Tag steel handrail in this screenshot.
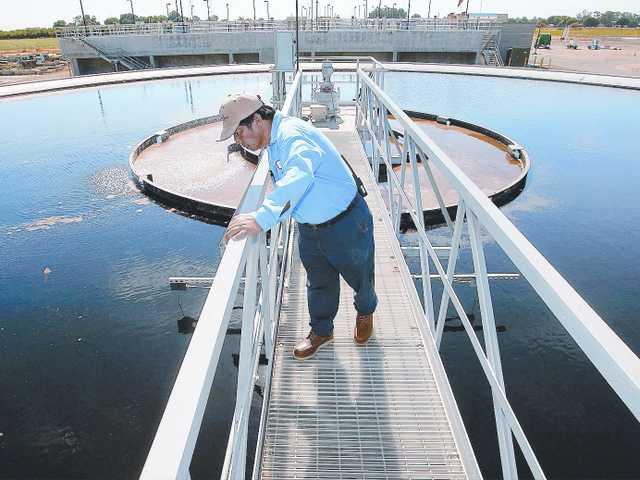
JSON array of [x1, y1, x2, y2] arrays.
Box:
[[356, 66, 640, 478], [358, 70, 640, 421], [55, 19, 500, 37], [140, 70, 303, 480]]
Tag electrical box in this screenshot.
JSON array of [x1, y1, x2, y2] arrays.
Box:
[[274, 31, 295, 72]]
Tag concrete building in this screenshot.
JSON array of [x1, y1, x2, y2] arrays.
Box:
[[57, 20, 536, 75]]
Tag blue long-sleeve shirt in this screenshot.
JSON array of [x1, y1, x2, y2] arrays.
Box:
[[251, 111, 357, 231]]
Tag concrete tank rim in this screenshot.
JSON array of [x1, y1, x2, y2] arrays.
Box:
[[2, 62, 640, 100]]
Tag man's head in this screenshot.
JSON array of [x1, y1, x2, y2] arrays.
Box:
[[218, 94, 275, 151]]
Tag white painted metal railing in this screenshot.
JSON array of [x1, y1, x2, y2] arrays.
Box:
[[56, 19, 500, 37], [356, 62, 640, 479], [140, 69, 303, 480]]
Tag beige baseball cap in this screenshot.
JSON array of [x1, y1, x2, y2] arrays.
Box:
[[217, 94, 265, 141]]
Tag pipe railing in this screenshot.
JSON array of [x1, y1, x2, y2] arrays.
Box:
[[140, 69, 303, 480], [356, 62, 640, 479], [56, 19, 500, 37]]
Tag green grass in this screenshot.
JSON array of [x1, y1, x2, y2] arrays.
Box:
[[0, 38, 59, 52], [541, 27, 640, 38]]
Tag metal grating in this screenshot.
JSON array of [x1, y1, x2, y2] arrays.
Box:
[[259, 126, 474, 479]]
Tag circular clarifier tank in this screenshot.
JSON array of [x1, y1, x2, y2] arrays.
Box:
[[129, 114, 262, 224], [383, 111, 530, 227], [130, 108, 529, 227]]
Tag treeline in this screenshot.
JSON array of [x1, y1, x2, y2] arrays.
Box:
[[0, 28, 56, 39], [508, 10, 640, 27], [51, 11, 218, 28]]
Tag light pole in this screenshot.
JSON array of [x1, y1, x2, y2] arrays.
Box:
[[124, 0, 136, 24], [78, 0, 87, 28], [407, 0, 411, 19], [253, 0, 256, 20], [392, 2, 396, 18], [264, 0, 270, 20], [166, 2, 171, 17], [190, 3, 195, 21], [427, 0, 431, 18], [203, 0, 210, 20], [226, 2, 229, 21]]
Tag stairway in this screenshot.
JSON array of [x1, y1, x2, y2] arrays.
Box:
[[77, 36, 151, 71], [481, 31, 504, 67]]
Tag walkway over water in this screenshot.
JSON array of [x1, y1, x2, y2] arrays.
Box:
[[259, 125, 479, 479], [140, 65, 640, 480]]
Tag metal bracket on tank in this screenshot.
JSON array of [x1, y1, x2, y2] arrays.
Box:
[[508, 144, 524, 160], [155, 130, 170, 144]]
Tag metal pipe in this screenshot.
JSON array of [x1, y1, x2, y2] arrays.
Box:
[[78, 0, 87, 29]]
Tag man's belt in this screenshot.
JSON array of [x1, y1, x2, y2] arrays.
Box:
[[303, 194, 359, 230]]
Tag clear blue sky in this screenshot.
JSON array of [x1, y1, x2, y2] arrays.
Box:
[[1, 0, 638, 30]]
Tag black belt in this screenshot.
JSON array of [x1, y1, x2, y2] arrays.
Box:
[[303, 194, 359, 230]]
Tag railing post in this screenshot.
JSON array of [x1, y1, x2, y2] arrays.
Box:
[[408, 137, 435, 330], [467, 210, 518, 480], [435, 200, 466, 348], [229, 235, 260, 479]]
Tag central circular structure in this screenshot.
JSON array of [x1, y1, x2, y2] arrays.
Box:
[[129, 108, 530, 227]]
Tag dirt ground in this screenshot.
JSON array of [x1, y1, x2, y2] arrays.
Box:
[[529, 36, 640, 77], [0, 67, 72, 86]]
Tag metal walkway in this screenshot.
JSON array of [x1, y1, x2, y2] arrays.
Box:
[[259, 124, 480, 479], [140, 66, 640, 480]]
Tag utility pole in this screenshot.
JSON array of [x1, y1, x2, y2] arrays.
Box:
[[364, 0, 367, 20], [126, 0, 135, 23], [179, 0, 185, 21], [78, 0, 87, 29], [407, 0, 411, 19], [427, 0, 431, 18], [166, 2, 171, 17], [465, 0, 469, 15], [378, 0, 382, 18], [253, 0, 256, 20], [190, 3, 195, 21], [203, 0, 210, 20], [264, 0, 269, 20], [295, 0, 299, 70], [226, 2, 230, 21]]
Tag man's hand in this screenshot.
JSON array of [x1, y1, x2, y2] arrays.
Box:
[[224, 214, 262, 243]]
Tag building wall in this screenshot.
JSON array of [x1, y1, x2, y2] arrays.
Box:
[[498, 23, 536, 64], [60, 28, 520, 75]]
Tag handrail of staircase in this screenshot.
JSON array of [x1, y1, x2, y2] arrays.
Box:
[[139, 69, 303, 480], [357, 66, 640, 479]]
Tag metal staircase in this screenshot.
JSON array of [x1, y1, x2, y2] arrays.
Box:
[[76, 36, 150, 71], [481, 31, 504, 67]]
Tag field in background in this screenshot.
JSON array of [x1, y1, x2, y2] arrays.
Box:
[[541, 27, 640, 38], [0, 38, 59, 53]]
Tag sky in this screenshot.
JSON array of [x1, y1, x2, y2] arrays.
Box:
[[1, 0, 638, 30]]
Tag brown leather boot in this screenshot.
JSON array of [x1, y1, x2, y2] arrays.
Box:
[[293, 331, 334, 360], [354, 313, 374, 345]]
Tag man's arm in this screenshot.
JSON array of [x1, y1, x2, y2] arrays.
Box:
[[224, 138, 317, 242]]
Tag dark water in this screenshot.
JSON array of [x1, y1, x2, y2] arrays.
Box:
[[0, 71, 638, 479], [0, 74, 270, 479]]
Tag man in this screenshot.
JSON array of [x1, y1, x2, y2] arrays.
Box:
[[219, 94, 377, 360]]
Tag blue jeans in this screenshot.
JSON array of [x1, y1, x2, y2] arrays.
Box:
[[298, 194, 378, 337]]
